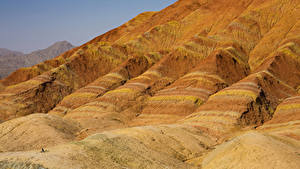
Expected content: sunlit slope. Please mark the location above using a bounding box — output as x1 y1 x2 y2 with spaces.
0 11 157 87
0 0 253 122
1 0 300 168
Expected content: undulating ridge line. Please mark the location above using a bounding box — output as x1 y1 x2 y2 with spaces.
0 0 229 122
0 11 157 87
0 0 300 169
61 0 258 135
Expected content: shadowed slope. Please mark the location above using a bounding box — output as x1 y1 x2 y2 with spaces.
0 0 206 87
49 53 162 116
0 0 241 122
0 11 157 87
60 0 255 136
0 42 130 121
1 0 300 168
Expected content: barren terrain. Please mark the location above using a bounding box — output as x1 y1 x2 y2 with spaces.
0 0 300 168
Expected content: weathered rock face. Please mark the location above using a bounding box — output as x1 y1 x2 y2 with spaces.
1 0 300 168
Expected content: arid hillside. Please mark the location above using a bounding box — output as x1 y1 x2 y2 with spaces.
0 0 300 168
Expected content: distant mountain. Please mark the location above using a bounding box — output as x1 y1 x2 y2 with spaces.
0 41 74 79
0 48 24 79
0 48 23 57
23 41 74 66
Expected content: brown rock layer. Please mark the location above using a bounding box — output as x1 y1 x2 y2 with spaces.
1 0 300 168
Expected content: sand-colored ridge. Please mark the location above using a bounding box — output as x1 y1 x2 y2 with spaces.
1 0 300 168
201 132 300 169
0 113 81 152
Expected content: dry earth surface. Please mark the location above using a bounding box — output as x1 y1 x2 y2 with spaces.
0 0 300 168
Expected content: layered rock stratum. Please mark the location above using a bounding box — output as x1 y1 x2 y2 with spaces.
0 0 300 168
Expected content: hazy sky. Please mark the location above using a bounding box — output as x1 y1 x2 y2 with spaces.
0 0 176 53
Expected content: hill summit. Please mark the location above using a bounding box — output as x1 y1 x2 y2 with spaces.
0 0 300 168
0 41 74 79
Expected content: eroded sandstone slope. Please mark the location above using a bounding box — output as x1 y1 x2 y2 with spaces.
0 0 300 168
